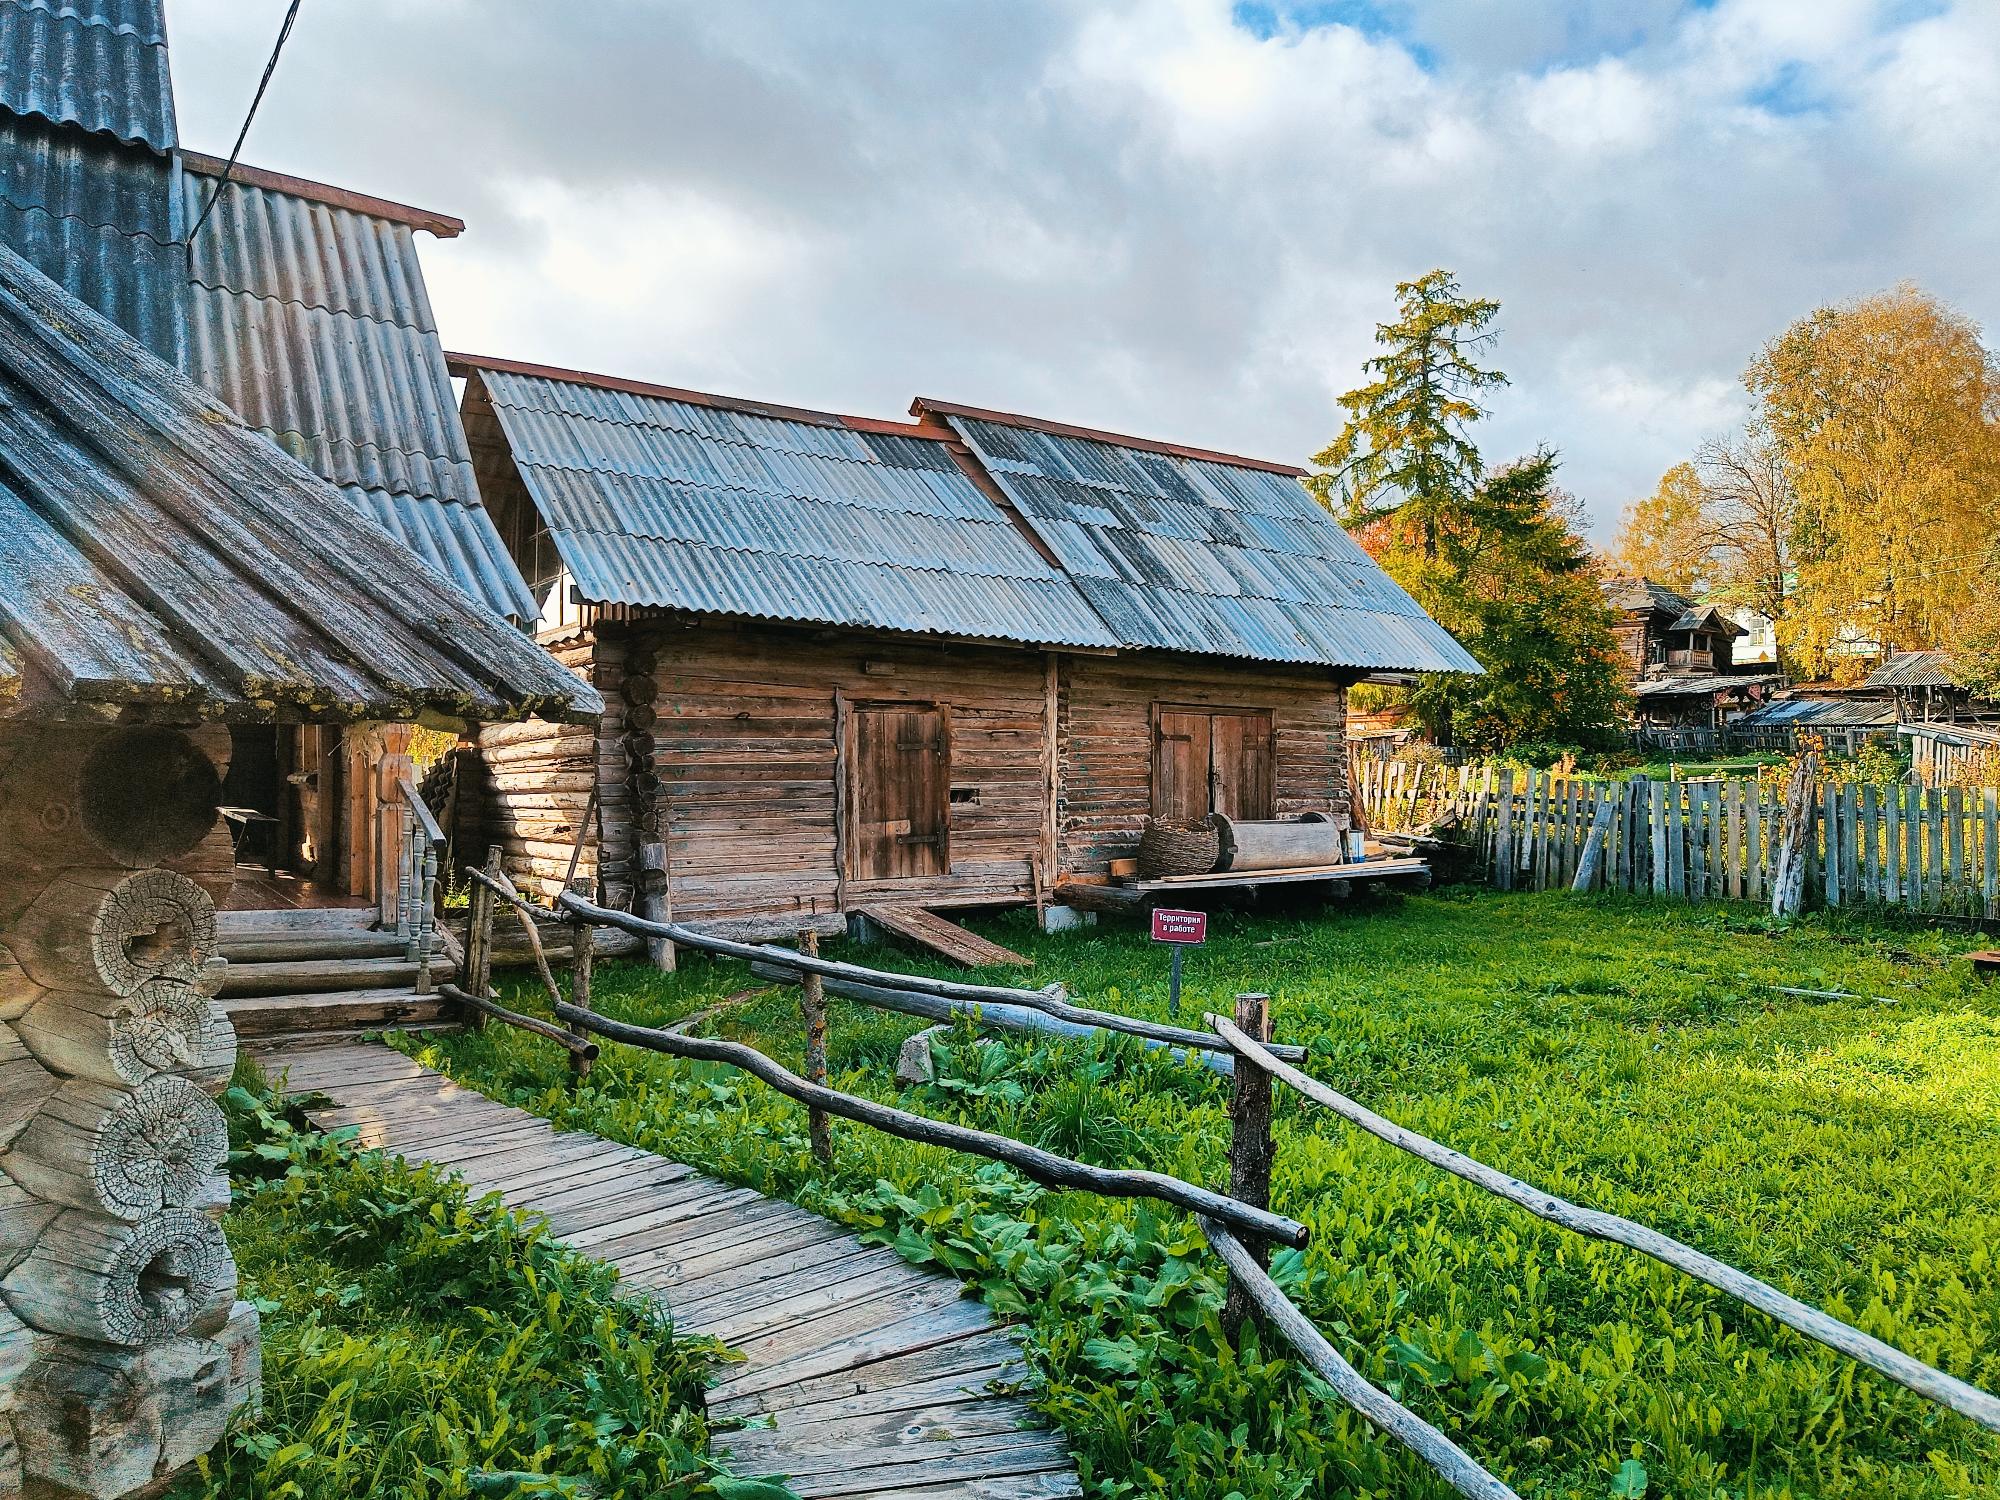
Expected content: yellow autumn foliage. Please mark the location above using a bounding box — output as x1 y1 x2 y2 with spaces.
1748 284 2000 677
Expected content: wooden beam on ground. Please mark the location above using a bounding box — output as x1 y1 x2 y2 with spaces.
859 904 1032 968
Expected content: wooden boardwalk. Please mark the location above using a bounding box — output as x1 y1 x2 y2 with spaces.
262 1041 1081 1499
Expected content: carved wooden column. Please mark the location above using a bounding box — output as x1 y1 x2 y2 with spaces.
0 724 260 1498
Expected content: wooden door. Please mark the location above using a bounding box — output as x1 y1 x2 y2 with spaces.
1210 712 1274 820
1153 710 1212 823
1152 707 1274 822
850 705 950 879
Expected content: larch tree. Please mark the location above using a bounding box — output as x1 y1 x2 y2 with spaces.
1309 269 1508 559
1312 273 1626 749
1747 284 2000 675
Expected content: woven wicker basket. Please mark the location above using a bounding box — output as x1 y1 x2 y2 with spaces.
1137 816 1221 879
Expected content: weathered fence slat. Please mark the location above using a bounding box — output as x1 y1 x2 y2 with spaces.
1355 760 2000 918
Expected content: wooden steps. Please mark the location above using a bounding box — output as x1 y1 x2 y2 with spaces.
256 1041 1081 1500
218 909 457 1039
225 988 454 1040
861 906 1032 969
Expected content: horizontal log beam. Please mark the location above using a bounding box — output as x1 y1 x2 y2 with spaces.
436 984 598 1060
553 1001 1307 1248
748 962 1235 1077
524 881 1306 1063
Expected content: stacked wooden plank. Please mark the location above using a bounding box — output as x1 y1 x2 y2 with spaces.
265 1040 1082 1499
0 725 260 1498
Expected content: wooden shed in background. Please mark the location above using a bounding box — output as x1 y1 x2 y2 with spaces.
450 356 1477 938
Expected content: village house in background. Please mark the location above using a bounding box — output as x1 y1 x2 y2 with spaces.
448 358 1478 938
1601 577 1779 747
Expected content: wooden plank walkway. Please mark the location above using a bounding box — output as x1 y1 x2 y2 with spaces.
261 1040 1081 1499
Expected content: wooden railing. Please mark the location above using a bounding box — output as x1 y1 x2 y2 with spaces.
395 776 443 994
454 866 2000 1499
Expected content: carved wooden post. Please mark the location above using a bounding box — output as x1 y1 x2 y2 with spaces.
0 723 259 1499
798 930 832 1165
1222 992 1274 1343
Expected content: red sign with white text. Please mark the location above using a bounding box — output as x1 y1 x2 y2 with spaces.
1151 908 1208 945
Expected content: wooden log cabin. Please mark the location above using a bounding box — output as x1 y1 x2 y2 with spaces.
451 356 1478 935
0 236 595 1496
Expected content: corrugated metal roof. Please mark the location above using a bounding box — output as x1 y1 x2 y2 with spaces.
467 364 1118 649
1732 697 1899 730
0 107 182 362
179 161 536 623
1864 650 1959 690
1633 673 1774 698
0 241 597 723
933 408 1482 673
0 0 174 150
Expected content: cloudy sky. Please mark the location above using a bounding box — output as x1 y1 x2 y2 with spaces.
166 0 2000 536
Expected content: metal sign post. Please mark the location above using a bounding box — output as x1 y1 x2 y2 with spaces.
1151 907 1208 1018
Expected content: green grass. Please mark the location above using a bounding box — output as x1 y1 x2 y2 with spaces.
183 1075 789 1500
404 891 2000 1499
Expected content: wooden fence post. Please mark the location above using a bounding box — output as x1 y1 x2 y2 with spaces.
1223 991 1274 1342
565 875 595 1079
461 859 491 1031
1771 753 1820 918
799 928 833 1164
1571 793 1617 893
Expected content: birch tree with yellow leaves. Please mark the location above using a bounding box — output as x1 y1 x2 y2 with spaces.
1747 284 2000 676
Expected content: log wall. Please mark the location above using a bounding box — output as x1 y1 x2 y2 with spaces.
472 638 628 906
1058 654 1350 878
0 723 260 1498
475 622 1057 922
469 623 1354 916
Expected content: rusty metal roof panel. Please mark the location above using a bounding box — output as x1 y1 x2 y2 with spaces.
0 0 174 150
178 161 535 623
0 111 181 362
473 366 1117 648
1864 649 1957 690
0 242 597 723
942 411 1481 673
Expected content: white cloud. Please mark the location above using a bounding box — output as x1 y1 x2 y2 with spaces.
162 0 2000 536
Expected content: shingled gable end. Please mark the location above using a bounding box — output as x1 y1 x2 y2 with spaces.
447 353 1475 929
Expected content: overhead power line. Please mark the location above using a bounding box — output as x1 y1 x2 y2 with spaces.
188 0 307 245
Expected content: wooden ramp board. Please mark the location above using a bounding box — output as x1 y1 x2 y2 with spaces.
861 906 1033 969
1128 855 1432 893
256 1040 1079 1499
1970 950 2000 979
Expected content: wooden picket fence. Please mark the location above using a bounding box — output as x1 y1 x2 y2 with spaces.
1354 759 2000 918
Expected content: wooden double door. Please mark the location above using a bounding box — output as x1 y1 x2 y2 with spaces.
1152 706 1274 824
849 703 951 880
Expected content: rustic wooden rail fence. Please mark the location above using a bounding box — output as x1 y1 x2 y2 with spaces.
447 862 2000 1498
1356 759 2000 919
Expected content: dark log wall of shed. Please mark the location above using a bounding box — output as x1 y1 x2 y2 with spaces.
1057 654 1349 878
472 623 1055 919
639 623 1052 919
470 638 626 904
468 624 1354 913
